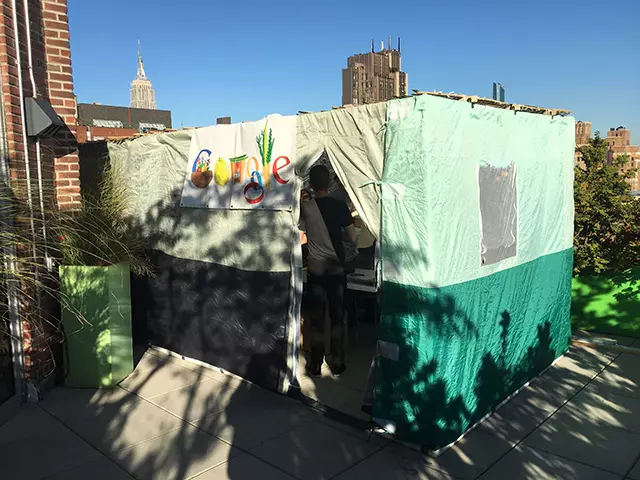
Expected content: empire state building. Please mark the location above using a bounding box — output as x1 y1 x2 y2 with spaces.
130 41 156 110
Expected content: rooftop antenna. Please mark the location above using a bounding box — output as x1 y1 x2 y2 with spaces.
136 39 146 78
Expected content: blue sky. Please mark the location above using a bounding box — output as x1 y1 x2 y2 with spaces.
68 0 639 143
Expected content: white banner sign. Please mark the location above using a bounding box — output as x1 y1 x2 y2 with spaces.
180 114 296 210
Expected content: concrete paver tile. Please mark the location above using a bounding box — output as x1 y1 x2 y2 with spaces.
113 423 239 480
607 353 640 382
608 335 636 347
591 353 640 400
567 385 640 434
475 373 577 444
545 346 614 384
424 429 513 480
298 348 373 394
41 387 183 452
474 345 618 446
132 349 180 373
152 375 297 424
0 405 61 446
335 447 457 479
148 378 231 422
119 359 213 399
43 456 134 479
574 332 637 348
523 407 640 475
628 457 640 480
480 445 620 480
190 453 295 479
311 412 387 447
250 418 382 480
194 392 312 450
0 411 102 480
297 371 365 414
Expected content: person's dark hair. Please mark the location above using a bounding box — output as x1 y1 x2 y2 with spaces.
309 164 330 192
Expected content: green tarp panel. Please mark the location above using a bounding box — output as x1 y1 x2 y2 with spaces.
374 95 575 450
60 263 133 388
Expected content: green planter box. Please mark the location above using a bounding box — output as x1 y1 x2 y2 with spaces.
60 263 133 388
572 268 640 337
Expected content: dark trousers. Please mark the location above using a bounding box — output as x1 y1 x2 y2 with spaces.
307 274 346 368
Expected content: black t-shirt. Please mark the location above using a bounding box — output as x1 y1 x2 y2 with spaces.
315 197 353 264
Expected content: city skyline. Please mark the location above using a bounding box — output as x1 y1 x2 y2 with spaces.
67 0 639 141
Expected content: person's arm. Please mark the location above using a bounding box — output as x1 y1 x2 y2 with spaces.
345 224 357 245
341 202 358 245
298 204 307 245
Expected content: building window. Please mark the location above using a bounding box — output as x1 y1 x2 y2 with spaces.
139 122 166 132
478 163 518 266
93 119 123 128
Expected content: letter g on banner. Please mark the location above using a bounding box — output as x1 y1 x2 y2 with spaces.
244 171 265 205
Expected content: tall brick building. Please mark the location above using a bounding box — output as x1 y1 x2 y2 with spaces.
342 37 408 106
1 0 80 403
574 121 639 192
606 126 640 192
575 120 592 146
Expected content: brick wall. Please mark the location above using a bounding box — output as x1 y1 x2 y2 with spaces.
75 125 139 143
1 0 80 211
0 0 79 397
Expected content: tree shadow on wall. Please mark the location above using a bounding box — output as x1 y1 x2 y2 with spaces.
373 272 479 449
473 313 556 425
130 191 293 389
375 267 561 452
79 139 293 392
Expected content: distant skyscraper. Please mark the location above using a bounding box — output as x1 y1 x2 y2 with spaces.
342 36 408 106
130 41 156 110
492 82 505 102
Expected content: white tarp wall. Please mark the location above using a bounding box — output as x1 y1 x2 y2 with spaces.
107 128 301 394
296 103 386 240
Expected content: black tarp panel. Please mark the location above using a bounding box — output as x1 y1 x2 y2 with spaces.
132 250 291 392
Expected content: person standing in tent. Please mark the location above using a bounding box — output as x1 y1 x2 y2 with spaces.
300 165 357 377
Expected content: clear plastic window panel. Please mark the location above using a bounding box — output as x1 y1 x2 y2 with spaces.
478 163 518 266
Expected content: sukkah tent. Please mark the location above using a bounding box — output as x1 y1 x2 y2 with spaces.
103 93 574 451
373 95 574 449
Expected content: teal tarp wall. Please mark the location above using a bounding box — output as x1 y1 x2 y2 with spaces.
374 95 575 449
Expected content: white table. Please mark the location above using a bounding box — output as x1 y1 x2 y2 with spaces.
346 268 378 293
301 268 379 293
